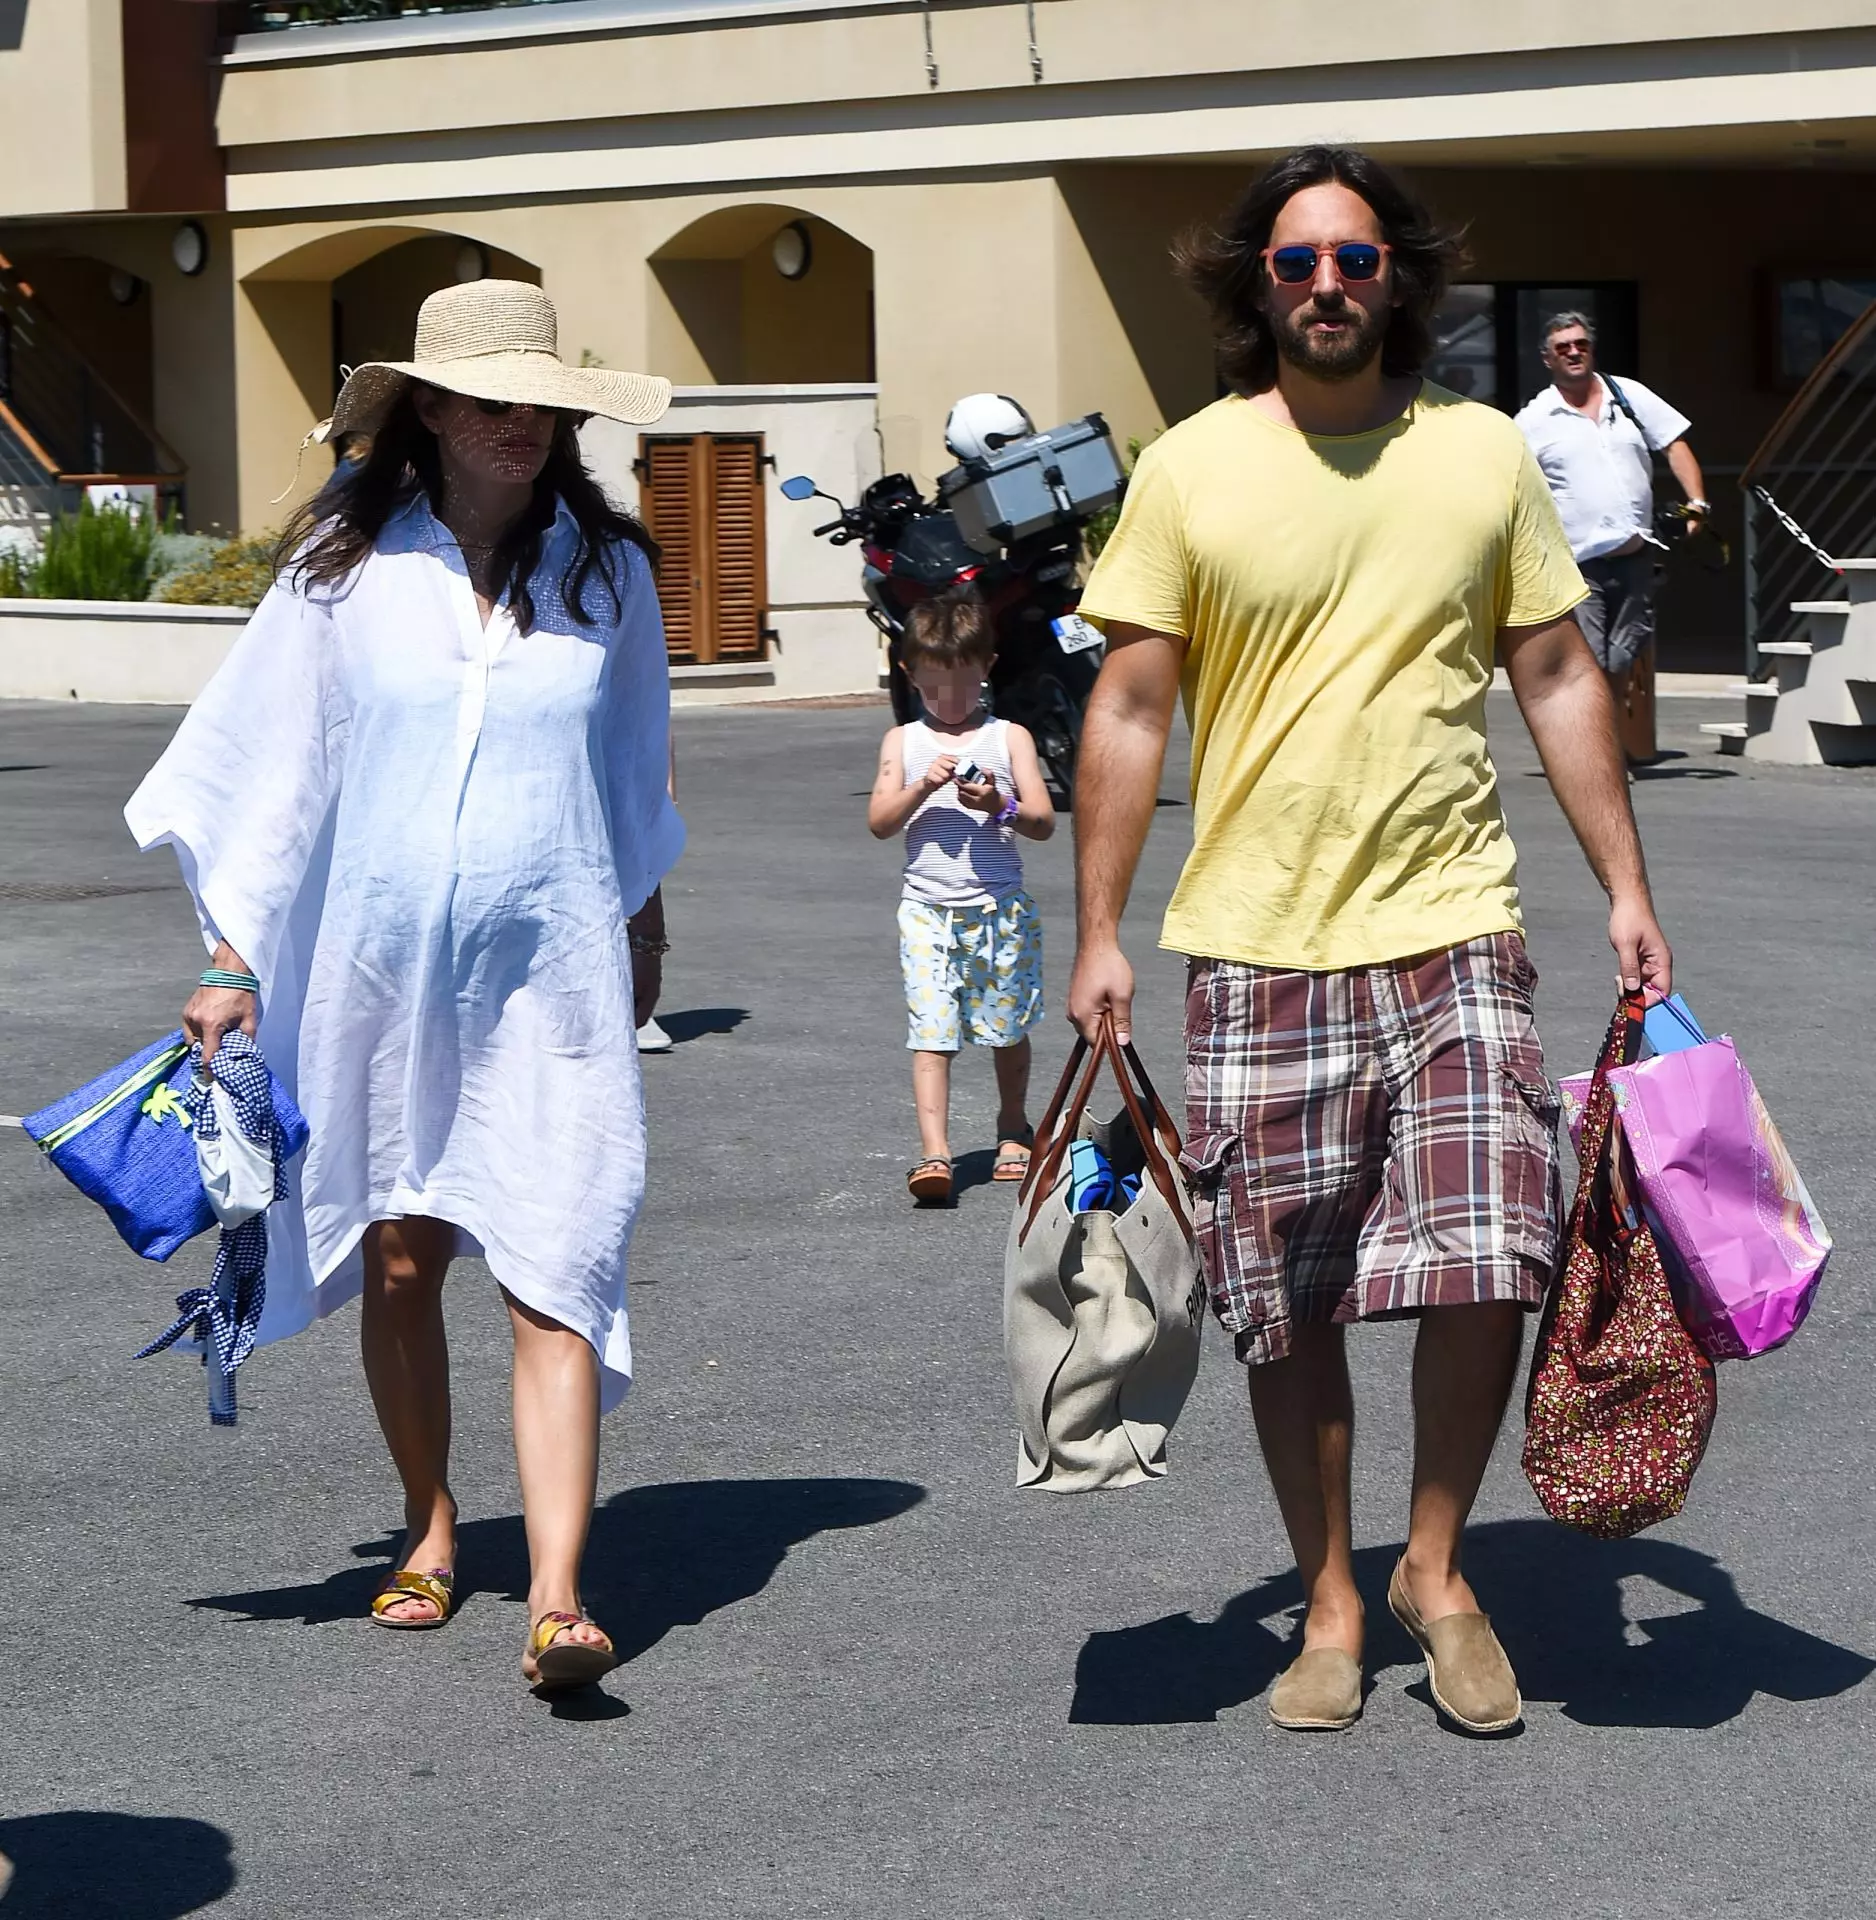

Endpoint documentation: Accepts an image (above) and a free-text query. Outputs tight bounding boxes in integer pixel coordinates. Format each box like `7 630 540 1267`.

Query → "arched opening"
233 226 541 526
240 225 542 425
332 233 540 395
649 206 873 386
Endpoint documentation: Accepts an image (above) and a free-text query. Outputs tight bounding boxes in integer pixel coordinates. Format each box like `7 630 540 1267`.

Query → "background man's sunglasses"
1550 340 1593 357
1262 242 1390 285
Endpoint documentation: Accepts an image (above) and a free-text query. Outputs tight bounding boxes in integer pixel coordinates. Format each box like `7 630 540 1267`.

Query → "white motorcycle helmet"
944 393 1034 463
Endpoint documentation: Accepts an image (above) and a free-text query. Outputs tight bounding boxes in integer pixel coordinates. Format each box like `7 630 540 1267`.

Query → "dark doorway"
1427 281 1641 412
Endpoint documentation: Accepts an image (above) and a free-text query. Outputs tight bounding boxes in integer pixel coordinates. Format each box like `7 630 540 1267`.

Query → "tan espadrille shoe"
1388 1558 1522 1734
1267 1646 1363 1731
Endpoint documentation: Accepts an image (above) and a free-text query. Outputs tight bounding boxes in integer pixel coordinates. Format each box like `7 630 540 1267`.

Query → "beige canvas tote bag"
1005 1015 1204 1492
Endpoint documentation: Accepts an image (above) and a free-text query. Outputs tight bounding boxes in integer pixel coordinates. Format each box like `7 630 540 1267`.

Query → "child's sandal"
907 1157 953 1203
992 1138 1032 1181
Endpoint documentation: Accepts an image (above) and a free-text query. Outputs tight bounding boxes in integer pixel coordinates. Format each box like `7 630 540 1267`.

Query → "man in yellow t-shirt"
1072 146 1673 1738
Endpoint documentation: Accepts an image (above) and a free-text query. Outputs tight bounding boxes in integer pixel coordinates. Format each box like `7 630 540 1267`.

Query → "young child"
868 584 1056 1204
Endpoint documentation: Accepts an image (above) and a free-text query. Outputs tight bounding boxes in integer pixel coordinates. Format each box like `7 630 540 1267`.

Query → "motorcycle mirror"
779 475 820 502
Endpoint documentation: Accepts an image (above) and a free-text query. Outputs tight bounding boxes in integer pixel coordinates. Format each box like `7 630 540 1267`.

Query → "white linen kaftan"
124 495 684 1411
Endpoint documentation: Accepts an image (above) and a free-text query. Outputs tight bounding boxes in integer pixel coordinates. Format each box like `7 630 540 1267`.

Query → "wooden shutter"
709 435 766 660
636 432 769 666
639 436 701 663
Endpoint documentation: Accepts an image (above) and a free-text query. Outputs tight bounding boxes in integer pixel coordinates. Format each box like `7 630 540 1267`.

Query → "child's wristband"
994 793 1020 825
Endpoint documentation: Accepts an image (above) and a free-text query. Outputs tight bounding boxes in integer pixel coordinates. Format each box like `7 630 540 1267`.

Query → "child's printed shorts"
898 892 1044 1051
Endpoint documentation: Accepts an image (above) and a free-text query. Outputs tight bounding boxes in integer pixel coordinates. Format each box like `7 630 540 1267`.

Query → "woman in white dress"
127 281 684 1691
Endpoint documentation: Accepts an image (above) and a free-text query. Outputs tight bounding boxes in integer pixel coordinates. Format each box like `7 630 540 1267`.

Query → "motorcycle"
779 403 1124 799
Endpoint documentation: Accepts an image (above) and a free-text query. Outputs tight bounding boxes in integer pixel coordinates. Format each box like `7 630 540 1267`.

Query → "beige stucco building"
5 0 1876 677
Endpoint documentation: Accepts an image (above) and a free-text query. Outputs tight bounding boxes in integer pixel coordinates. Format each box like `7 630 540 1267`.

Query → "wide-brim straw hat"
324 278 670 440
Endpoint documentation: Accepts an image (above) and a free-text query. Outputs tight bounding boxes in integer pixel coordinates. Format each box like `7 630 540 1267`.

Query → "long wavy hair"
1173 146 1468 394
278 386 659 632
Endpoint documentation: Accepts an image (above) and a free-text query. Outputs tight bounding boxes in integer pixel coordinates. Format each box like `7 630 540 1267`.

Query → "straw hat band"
419 348 565 370
322 279 670 441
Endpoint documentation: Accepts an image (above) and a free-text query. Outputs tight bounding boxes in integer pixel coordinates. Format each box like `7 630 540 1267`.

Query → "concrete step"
1700 720 1748 756
1837 560 1876 608
1810 722 1876 765
1797 605 1851 652
1803 676 1876 730
1759 640 1815 656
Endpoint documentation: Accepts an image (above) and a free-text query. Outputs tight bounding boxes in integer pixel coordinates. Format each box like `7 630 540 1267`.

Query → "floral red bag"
1522 989 1717 1538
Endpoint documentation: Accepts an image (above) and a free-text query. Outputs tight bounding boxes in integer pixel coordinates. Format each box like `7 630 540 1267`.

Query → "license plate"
1053 614 1104 656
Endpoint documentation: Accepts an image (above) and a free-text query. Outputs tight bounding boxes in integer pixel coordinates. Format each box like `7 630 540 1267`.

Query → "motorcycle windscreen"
891 514 988 587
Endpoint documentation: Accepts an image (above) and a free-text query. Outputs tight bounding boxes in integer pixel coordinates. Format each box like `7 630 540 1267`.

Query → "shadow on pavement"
951 1146 1002 1197
657 1007 751 1045
540 1688 633 1724
1070 1517 1874 1730
0 1811 234 1917
1632 762 1737 781
190 1475 926 1669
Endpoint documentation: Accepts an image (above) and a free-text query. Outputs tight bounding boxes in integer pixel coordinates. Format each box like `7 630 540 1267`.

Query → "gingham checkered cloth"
136 1031 291 1426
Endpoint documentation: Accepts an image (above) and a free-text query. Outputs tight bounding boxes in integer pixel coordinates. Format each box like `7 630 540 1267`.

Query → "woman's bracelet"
629 933 670 958
199 967 260 994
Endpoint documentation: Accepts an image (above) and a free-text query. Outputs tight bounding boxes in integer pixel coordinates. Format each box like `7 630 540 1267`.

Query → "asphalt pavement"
0 693 1871 1919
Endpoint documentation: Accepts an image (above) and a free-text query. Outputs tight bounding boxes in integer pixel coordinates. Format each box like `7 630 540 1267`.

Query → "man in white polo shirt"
1515 311 1709 725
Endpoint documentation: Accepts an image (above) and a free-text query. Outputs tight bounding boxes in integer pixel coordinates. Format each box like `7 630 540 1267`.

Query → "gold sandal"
370 1567 455 1630
526 1610 618 1691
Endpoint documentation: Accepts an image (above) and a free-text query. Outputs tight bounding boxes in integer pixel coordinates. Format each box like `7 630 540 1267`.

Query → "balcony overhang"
223 0 928 66
220 28 1876 215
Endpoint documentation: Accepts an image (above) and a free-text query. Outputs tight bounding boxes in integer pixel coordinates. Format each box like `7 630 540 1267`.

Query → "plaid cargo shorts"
1181 932 1563 1367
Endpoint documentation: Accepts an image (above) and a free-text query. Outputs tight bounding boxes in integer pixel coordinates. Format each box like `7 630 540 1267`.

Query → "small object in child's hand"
955 760 984 784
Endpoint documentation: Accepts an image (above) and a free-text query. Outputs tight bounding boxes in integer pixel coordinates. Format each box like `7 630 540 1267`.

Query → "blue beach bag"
22 1031 306 1262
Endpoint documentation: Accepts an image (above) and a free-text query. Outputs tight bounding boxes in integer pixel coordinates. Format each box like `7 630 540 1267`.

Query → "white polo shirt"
1514 375 1691 563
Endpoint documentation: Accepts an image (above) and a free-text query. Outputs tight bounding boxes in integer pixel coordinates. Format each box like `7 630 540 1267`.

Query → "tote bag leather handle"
1019 1030 1096 1204
1118 1033 1182 1169
1018 1028 1110 1226
1101 1020 1189 1234
1018 1014 1190 1245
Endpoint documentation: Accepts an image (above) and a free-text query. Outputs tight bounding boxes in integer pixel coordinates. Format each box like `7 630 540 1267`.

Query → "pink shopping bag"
1559 1037 1831 1361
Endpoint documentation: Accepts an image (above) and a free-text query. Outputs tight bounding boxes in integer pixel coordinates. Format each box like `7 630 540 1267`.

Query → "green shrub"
0 544 35 598
153 532 279 610
150 528 222 584
32 499 156 602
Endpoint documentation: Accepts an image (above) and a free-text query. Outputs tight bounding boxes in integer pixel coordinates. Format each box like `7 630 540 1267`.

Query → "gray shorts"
1576 550 1660 676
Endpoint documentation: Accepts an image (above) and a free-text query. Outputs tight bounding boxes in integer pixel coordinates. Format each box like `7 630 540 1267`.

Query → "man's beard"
1273 297 1386 382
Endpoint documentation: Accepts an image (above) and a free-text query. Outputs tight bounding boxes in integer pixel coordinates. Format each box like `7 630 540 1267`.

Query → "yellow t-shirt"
1078 385 1587 970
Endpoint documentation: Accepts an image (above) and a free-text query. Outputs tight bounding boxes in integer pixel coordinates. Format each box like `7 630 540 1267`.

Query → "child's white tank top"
901 717 1024 909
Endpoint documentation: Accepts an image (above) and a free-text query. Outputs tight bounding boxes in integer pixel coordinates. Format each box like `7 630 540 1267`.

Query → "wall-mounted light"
454 241 490 283
171 221 208 277
772 220 813 282
108 269 142 306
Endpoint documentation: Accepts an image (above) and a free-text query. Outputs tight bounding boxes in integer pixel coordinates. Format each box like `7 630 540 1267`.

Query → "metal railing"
240 0 567 27
0 256 186 516
1741 300 1876 667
